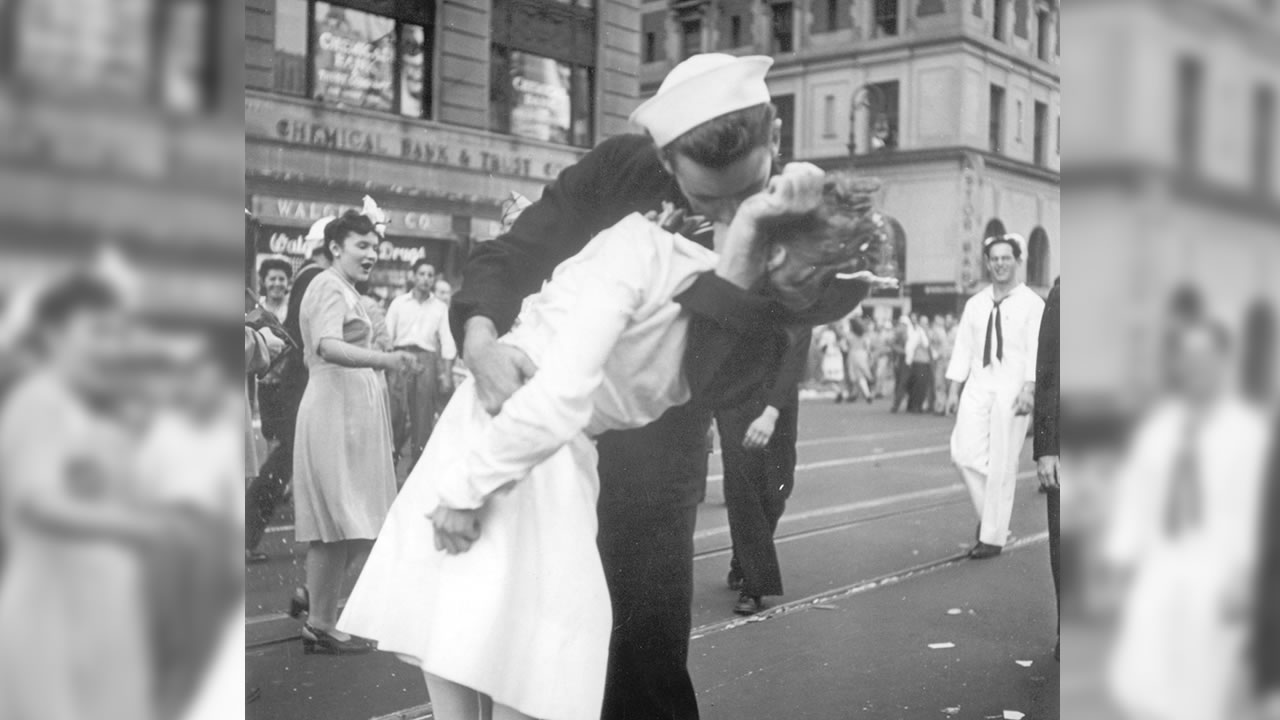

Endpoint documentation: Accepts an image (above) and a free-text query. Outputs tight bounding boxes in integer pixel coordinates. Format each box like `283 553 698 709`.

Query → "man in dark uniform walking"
450 54 887 719
718 326 810 615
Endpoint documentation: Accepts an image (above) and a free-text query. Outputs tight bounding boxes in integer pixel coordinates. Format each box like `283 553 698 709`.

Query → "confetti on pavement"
928 642 956 649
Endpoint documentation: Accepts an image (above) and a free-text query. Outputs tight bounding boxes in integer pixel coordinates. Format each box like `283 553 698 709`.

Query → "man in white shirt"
386 259 458 470
945 234 1045 558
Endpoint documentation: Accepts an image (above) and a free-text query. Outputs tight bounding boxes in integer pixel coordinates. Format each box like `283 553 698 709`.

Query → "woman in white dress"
817 323 849 401
338 171 896 720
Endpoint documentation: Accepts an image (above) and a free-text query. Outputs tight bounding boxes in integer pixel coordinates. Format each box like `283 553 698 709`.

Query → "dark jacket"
1255 418 1280 694
1033 278 1060 459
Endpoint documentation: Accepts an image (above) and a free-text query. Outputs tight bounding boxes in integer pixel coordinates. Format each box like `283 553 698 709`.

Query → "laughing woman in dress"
291 210 419 655
338 170 897 720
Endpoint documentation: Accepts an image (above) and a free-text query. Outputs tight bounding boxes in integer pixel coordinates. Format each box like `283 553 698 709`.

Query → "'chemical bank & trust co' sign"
246 97 581 183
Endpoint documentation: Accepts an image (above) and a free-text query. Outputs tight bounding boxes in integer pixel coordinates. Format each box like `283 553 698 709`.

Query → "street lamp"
847 84 891 158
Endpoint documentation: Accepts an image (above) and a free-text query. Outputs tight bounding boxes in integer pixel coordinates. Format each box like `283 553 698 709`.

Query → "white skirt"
338 379 612 720
822 351 846 383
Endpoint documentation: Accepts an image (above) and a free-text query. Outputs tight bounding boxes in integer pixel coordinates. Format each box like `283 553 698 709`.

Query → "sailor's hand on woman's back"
463 316 539 415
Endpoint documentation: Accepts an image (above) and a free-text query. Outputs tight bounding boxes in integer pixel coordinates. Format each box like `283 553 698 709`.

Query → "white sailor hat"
982 232 1025 255
306 216 336 242
304 216 336 256
629 54 774 149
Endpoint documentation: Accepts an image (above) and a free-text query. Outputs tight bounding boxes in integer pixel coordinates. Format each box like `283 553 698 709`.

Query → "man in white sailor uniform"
945 233 1044 558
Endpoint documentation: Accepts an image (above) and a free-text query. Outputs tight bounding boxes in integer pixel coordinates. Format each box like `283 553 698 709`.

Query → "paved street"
247 398 1060 720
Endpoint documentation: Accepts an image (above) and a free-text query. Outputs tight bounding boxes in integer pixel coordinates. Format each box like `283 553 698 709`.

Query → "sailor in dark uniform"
450 53 892 719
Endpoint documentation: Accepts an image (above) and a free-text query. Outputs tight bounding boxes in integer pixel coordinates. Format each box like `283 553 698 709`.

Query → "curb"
247 612 300 649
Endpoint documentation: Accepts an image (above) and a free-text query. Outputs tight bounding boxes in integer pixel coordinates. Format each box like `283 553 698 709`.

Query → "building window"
1033 101 1048 165
992 0 1005 40
775 94 795 161
874 0 899 36
1056 115 1061 155
816 0 846 32
1036 9 1050 61
1176 56 1203 174
1015 100 1023 141
680 18 702 58
1027 227 1049 287
989 84 1005 153
490 45 593 147
266 0 435 119
866 80 899 150
1255 85 1275 194
771 3 794 53
642 11 666 61
823 94 837 138
731 16 743 46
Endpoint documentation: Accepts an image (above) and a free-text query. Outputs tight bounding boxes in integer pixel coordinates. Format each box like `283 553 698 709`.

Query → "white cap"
983 231 1025 255
629 54 773 149
306 216 335 242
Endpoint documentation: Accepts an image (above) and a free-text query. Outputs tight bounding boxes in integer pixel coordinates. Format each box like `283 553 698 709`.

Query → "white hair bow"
362 195 389 237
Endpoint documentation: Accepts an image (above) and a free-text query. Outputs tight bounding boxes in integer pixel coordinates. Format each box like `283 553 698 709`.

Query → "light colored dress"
818 328 846 383
293 269 397 543
0 372 153 720
338 214 718 720
843 327 872 385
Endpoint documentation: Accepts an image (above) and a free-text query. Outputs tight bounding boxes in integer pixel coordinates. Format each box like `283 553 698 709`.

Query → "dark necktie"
658 207 713 248
983 296 1007 367
1165 414 1202 538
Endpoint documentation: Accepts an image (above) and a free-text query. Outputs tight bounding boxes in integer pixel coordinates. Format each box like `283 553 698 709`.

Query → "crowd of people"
245 206 465 658
811 311 958 412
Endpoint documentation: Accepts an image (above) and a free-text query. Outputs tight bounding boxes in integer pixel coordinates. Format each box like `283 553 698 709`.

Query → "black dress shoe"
288 586 310 619
733 593 764 616
301 623 375 655
968 542 1003 559
246 550 269 564
727 569 745 592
